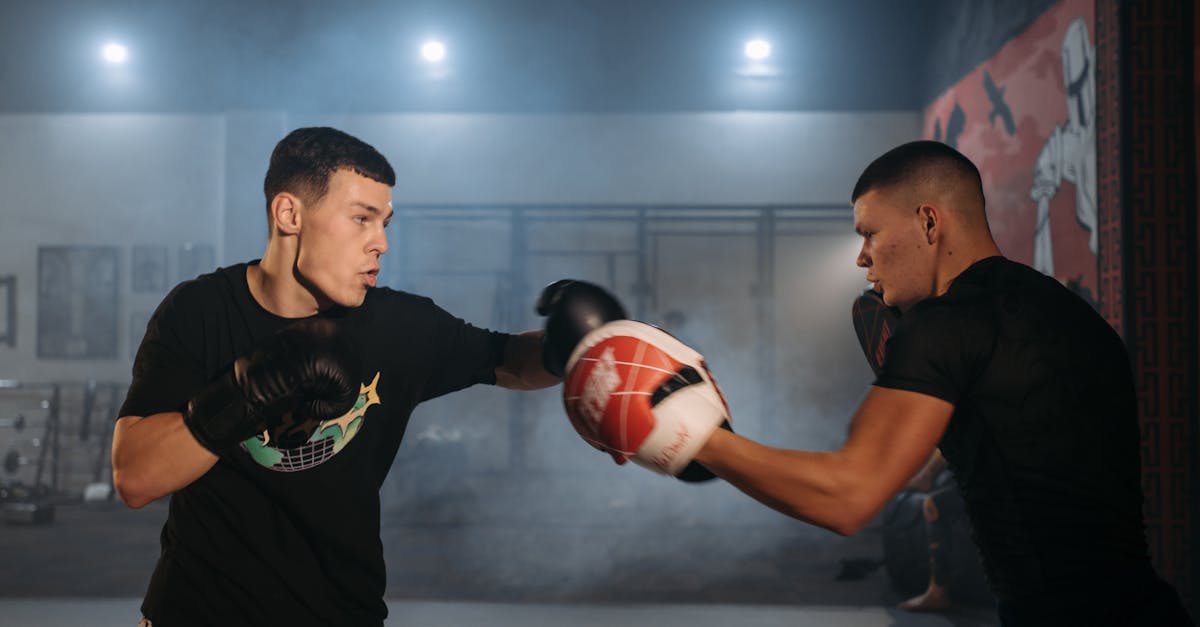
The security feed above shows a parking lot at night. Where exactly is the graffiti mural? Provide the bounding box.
[924,0,1097,308]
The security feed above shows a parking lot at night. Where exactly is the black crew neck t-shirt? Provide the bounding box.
[119,262,510,626]
[875,256,1150,603]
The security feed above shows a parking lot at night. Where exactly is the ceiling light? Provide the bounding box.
[102,42,128,64]
[420,40,446,63]
[744,39,771,61]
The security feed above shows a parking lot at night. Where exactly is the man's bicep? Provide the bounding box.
[121,338,203,418]
[112,415,148,452]
[121,294,209,420]
[842,386,954,504]
[420,299,511,399]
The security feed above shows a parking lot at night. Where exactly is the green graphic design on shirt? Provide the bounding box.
[242,372,382,471]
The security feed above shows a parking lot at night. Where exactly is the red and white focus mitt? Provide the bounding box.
[562,320,731,480]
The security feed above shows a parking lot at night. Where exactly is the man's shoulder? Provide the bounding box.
[910,257,1026,321]
[167,264,242,301]
[954,256,1054,297]
[899,281,996,348]
[906,292,980,327]
[153,263,247,324]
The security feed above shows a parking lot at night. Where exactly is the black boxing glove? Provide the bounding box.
[851,289,900,377]
[183,319,361,454]
[535,279,628,377]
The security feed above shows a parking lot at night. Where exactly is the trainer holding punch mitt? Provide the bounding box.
[541,141,1192,627]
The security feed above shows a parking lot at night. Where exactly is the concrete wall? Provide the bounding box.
[0,114,226,382]
[0,110,918,383]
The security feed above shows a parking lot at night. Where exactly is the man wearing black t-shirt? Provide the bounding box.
[687,141,1192,625]
[111,127,565,626]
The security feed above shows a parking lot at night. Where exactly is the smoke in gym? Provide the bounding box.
[0,1,1195,626]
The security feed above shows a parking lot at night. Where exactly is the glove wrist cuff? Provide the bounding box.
[541,335,565,378]
[183,371,257,455]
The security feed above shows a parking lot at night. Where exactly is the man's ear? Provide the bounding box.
[918,204,939,244]
[270,193,302,236]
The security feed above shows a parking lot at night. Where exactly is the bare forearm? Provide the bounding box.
[495,330,560,390]
[111,413,218,508]
[694,429,876,535]
[694,388,951,535]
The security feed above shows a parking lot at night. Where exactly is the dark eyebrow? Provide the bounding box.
[352,202,395,221]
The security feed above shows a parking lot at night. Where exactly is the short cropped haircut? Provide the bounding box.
[850,140,983,206]
[263,127,396,222]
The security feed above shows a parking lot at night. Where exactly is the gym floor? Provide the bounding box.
[0,499,1001,627]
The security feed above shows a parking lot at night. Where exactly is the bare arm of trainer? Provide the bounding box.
[694,386,953,536]
[538,281,953,529]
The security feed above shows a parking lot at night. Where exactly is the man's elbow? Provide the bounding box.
[769,502,866,536]
[111,448,166,509]
[819,471,885,536]
[827,490,892,536]
[111,416,156,508]
[111,468,155,509]
[115,491,152,510]
[828,511,872,537]
[771,494,871,536]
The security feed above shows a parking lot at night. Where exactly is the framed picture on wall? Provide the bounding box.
[177,243,215,283]
[37,246,119,359]
[0,275,14,347]
[131,245,168,293]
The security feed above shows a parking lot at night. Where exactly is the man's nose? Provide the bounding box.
[370,228,388,256]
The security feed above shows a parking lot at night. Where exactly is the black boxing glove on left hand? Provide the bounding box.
[182,319,361,454]
[535,279,628,377]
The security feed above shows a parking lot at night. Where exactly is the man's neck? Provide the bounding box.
[935,240,1003,298]
[247,247,322,318]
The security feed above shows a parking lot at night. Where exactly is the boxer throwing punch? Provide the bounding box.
[551,141,1192,626]
[111,127,558,627]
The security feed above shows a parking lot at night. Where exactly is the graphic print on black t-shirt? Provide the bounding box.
[119,262,513,626]
[242,371,382,472]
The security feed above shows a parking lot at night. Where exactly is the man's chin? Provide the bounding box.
[331,292,367,309]
[311,287,366,311]
[881,291,909,312]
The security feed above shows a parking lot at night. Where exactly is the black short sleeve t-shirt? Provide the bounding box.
[119,262,511,627]
[875,257,1150,602]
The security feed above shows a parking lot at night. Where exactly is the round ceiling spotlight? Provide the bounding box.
[743,39,771,61]
[420,40,447,63]
[102,42,129,65]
